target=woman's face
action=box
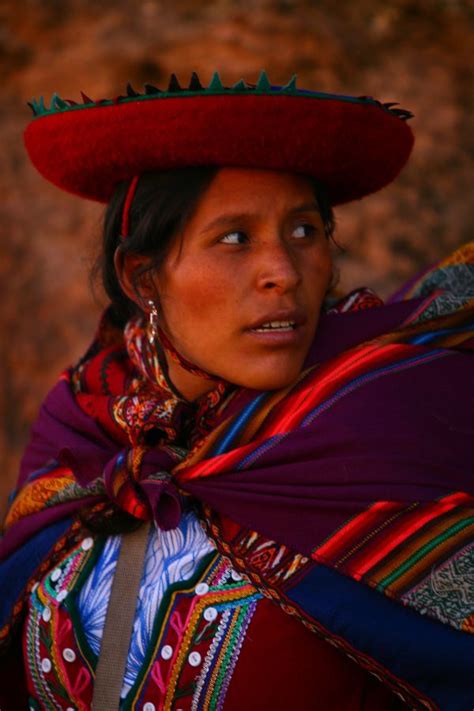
[153,168,332,392]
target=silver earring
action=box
[147,299,159,343]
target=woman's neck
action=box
[165,356,221,402]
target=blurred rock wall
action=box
[1,0,473,515]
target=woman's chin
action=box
[226,360,305,392]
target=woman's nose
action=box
[255,242,301,292]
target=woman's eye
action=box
[292,223,317,239]
[219,231,248,245]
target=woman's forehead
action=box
[208,166,316,191]
[188,167,318,219]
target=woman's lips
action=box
[246,309,306,331]
[244,320,306,346]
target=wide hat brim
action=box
[24,77,414,206]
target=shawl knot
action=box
[63,310,232,529]
[103,447,183,530]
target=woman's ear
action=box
[113,246,158,309]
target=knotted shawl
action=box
[2,243,474,710]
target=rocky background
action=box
[1,0,473,516]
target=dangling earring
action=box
[147,299,159,343]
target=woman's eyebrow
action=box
[200,202,321,234]
[200,212,253,233]
[289,201,321,215]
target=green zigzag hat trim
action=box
[27,71,414,121]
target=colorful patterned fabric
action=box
[22,522,399,710]
[5,310,234,533]
[389,242,474,318]
[77,510,216,697]
[2,242,474,710]
[22,532,263,709]
[311,491,474,631]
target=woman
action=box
[1,72,473,710]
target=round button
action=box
[50,568,62,582]
[231,570,243,582]
[57,590,68,602]
[188,651,202,667]
[160,644,173,660]
[42,606,51,623]
[143,703,156,711]
[41,657,52,673]
[204,607,218,622]
[195,582,209,596]
[62,647,76,663]
[66,708,75,711]
[81,537,94,551]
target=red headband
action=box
[120,175,140,239]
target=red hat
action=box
[24,71,414,206]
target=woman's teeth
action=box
[252,321,296,332]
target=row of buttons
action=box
[41,646,76,673]
[37,537,95,693]
[157,571,243,670]
[160,644,202,667]
[48,534,92,586]
[195,569,242,598]
[41,590,68,623]
[159,603,218,663]
[34,537,94,598]
[157,573,238,670]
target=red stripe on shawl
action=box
[177,439,261,481]
[256,343,407,438]
[344,498,466,580]
[177,342,428,484]
[313,492,470,578]
[341,505,440,578]
[312,501,404,560]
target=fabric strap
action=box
[91,523,150,710]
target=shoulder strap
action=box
[92,523,150,710]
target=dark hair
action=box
[96,167,335,328]
[97,167,219,327]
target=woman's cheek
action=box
[178,262,238,313]
[165,272,237,339]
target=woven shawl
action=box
[1,243,474,710]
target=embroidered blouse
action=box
[23,511,405,710]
